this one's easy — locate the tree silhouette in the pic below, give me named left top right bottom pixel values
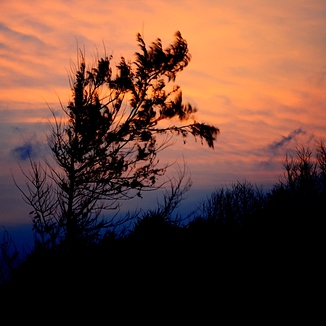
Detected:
left=263, top=141, right=326, bottom=251
left=271, top=143, right=325, bottom=219
left=16, top=32, right=219, bottom=249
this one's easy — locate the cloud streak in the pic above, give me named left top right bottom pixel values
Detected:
left=0, top=22, right=45, bottom=46
left=268, top=128, right=307, bottom=152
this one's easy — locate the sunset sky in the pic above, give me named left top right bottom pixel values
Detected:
left=1, top=0, right=326, bottom=232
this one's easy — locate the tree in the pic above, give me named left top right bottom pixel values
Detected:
left=272, top=143, right=322, bottom=211
left=267, top=141, right=326, bottom=236
left=278, top=144, right=318, bottom=197
left=16, top=31, right=219, bottom=249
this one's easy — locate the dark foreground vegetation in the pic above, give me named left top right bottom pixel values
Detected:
left=0, top=143, right=324, bottom=319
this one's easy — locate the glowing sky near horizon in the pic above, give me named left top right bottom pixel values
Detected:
left=1, top=0, right=326, bottom=225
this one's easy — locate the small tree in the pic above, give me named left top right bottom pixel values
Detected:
left=279, top=145, right=318, bottom=196
left=16, top=32, right=219, bottom=249
left=273, top=143, right=325, bottom=208
left=269, top=141, right=326, bottom=231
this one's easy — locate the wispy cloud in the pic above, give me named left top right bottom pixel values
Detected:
left=268, top=128, right=306, bottom=152
left=254, top=128, right=317, bottom=180
left=0, top=22, right=45, bottom=46
left=11, top=142, right=35, bottom=161
left=2, top=123, right=50, bottom=164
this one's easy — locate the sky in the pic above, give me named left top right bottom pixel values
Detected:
left=1, top=0, right=326, bottom=239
